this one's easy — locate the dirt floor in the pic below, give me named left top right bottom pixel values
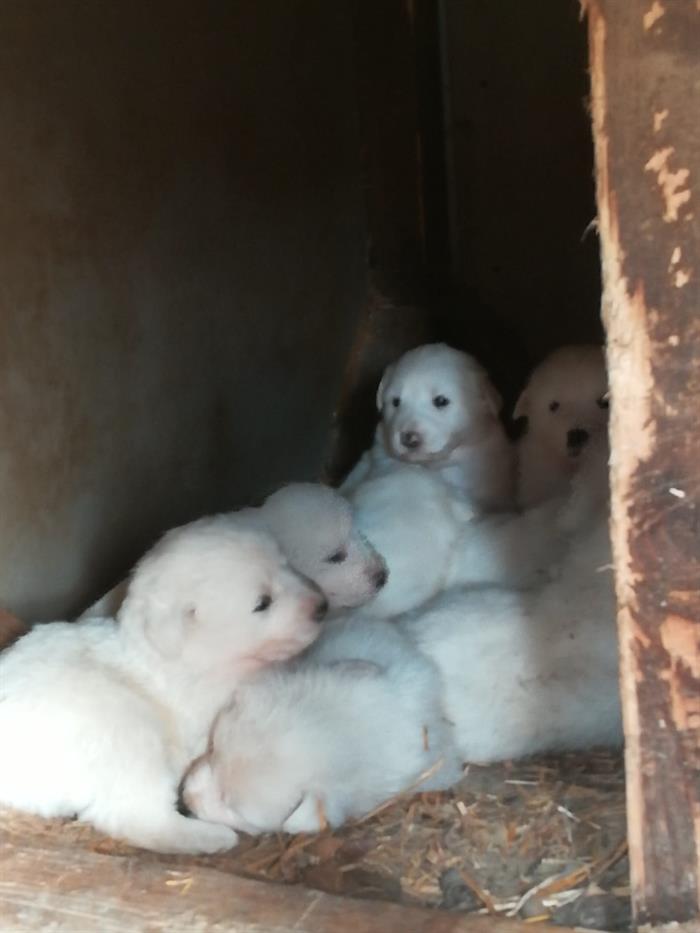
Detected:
left=0, top=749, right=630, bottom=930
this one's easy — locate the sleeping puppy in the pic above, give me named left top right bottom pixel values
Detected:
left=181, top=618, right=462, bottom=834
left=348, top=465, right=476, bottom=617
left=0, top=515, right=327, bottom=854
left=400, top=473, right=620, bottom=763
left=79, top=483, right=387, bottom=620
left=515, top=344, right=608, bottom=508
left=341, top=344, right=514, bottom=511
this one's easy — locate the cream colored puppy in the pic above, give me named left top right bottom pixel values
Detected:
left=515, top=344, right=608, bottom=507
left=79, top=483, right=387, bottom=621
left=181, top=618, right=462, bottom=834
left=342, top=344, right=514, bottom=510
left=0, top=516, right=327, bottom=854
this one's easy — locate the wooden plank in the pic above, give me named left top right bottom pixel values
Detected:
left=586, top=0, right=700, bottom=928
left=0, top=842, right=570, bottom=933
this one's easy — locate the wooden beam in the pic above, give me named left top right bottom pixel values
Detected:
left=586, top=0, right=700, bottom=928
left=0, top=842, right=571, bottom=933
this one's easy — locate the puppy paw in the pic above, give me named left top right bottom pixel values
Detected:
left=188, top=820, right=239, bottom=854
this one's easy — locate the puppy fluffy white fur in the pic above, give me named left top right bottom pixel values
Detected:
left=182, top=618, right=462, bottom=834
left=515, top=344, right=608, bottom=508
left=0, top=516, right=327, bottom=854
left=400, top=462, right=620, bottom=763
left=342, top=343, right=514, bottom=510
left=79, top=483, right=386, bottom=621
left=348, top=465, right=476, bottom=617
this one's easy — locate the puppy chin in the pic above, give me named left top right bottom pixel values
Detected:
left=243, top=630, right=320, bottom=668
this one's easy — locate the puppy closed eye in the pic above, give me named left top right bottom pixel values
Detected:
left=325, top=549, right=347, bottom=565
left=549, top=400, right=560, bottom=412
left=433, top=395, right=450, bottom=409
left=254, top=594, right=272, bottom=613
left=597, top=396, right=609, bottom=410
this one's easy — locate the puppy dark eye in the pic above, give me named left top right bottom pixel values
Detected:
left=254, top=594, right=272, bottom=613
left=597, top=396, right=609, bottom=409
left=433, top=395, right=450, bottom=409
left=549, top=401, right=560, bottom=412
left=326, top=549, right=347, bottom=565
left=391, top=397, right=400, bottom=408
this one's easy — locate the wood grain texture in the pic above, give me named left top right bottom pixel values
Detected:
left=586, top=0, right=700, bottom=927
left=0, top=842, right=569, bottom=933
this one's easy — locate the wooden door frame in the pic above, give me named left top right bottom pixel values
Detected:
left=586, top=0, right=700, bottom=928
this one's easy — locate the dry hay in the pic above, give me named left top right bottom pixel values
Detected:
left=0, top=749, right=629, bottom=928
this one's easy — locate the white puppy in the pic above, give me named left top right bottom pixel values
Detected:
left=79, top=483, right=387, bottom=621
left=181, top=618, right=462, bottom=834
left=0, top=516, right=327, bottom=854
left=348, top=465, right=476, bottom=617
left=400, top=498, right=620, bottom=763
left=342, top=344, right=514, bottom=510
left=515, top=344, right=608, bottom=508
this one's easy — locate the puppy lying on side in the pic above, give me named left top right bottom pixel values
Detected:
left=400, top=471, right=620, bottom=763
left=515, top=344, right=608, bottom=508
left=0, top=516, right=327, bottom=854
left=342, top=343, right=514, bottom=511
left=182, top=618, right=462, bottom=834
left=79, top=483, right=387, bottom=621
left=348, top=465, right=476, bottom=617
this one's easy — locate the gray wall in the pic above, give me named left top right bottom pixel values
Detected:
left=0, top=1, right=367, bottom=620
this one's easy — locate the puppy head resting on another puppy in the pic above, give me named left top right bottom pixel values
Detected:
left=515, top=345, right=608, bottom=463
left=181, top=688, right=315, bottom=834
left=376, top=343, right=502, bottom=464
left=259, top=484, right=387, bottom=610
left=118, top=514, right=327, bottom=674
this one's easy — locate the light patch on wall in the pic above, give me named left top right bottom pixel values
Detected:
left=644, top=147, right=691, bottom=222
left=668, top=245, right=693, bottom=288
left=653, top=109, right=668, bottom=133
left=643, top=0, right=665, bottom=31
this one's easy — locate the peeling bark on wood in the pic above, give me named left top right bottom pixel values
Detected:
left=0, top=843, right=572, bottom=933
left=586, top=0, right=700, bottom=928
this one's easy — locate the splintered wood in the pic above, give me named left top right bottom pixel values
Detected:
left=0, top=751, right=628, bottom=927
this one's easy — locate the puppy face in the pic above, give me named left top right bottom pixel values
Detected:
left=182, top=695, right=310, bottom=835
left=119, top=516, right=327, bottom=673
left=261, top=484, right=388, bottom=609
left=376, top=344, right=502, bottom=464
left=515, top=345, right=608, bottom=462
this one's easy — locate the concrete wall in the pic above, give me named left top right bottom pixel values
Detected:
left=441, top=0, right=603, bottom=379
left=0, top=1, right=366, bottom=620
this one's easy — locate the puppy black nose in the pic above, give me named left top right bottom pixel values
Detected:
left=313, top=597, right=329, bottom=622
left=400, top=430, right=421, bottom=450
left=567, top=428, right=589, bottom=450
left=373, top=567, right=388, bottom=590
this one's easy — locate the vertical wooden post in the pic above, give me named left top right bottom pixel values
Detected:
left=586, top=0, right=700, bottom=928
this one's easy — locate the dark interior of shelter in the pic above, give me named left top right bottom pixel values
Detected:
left=0, top=0, right=602, bottom=621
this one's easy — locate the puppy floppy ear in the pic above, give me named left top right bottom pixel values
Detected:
left=375, top=363, right=395, bottom=412
left=119, top=594, right=195, bottom=659
left=513, top=388, right=530, bottom=421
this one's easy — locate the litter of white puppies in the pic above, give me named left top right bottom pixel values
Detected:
left=0, top=341, right=620, bottom=854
